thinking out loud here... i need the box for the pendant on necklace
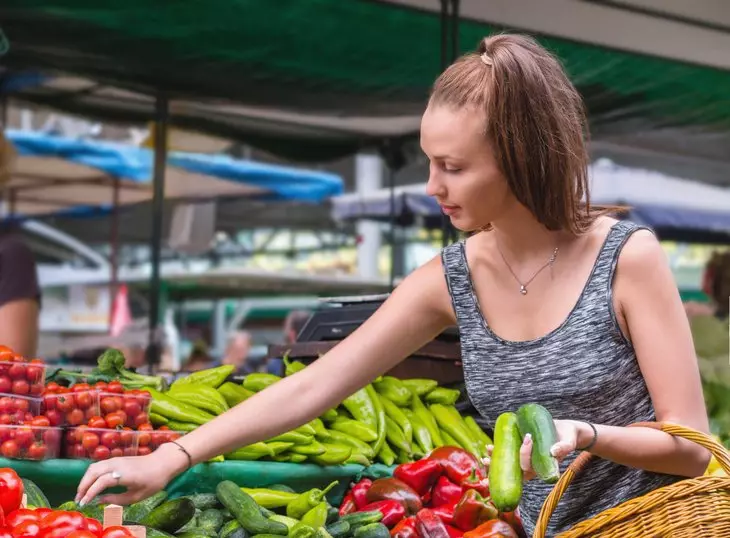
[520,285,527,295]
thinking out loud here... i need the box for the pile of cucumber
[64,481,389,538]
[489,403,561,512]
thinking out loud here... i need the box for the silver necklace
[496,242,559,296]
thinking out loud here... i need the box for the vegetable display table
[0,458,394,506]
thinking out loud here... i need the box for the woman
[76,34,709,536]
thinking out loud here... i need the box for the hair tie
[480,52,493,66]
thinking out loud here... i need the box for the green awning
[2,0,730,177]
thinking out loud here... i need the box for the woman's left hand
[484,419,584,481]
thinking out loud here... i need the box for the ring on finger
[111,471,122,482]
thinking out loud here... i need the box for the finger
[76,462,111,503]
[481,456,490,467]
[486,444,493,456]
[79,472,116,506]
[550,441,574,460]
[519,433,533,473]
[100,489,147,506]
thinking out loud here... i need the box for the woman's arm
[568,231,710,477]
[77,255,455,504]
[0,236,40,357]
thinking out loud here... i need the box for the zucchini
[517,403,560,483]
[199,509,226,534]
[125,491,169,522]
[339,511,383,528]
[143,527,176,538]
[22,479,49,508]
[140,498,196,534]
[183,493,220,510]
[353,523,389,538]
[489,412,523,512]
[258,506,276,519]
[219,520,248,538]
[216,481,288,536]
[325,506,339,525]
[324,520,350,538]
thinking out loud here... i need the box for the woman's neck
[489,205,563,261]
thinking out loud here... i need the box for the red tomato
[30,417,50,428]
[84,518,102,537]
[81,433,99,452]
[0,414,13,426]
[42,429,60,448]
[28,385,43,397]
[123,448,136,457]
[121,400,141,420]
[87,416,106,430]
[100,432,120,450]
[25,364,43,384]
[0,440,19,458]
[44,383,60,393]
[66,532,97,538]
[119,430,134,448]
[11,381,29,396]
[8,364,26,381]
[54,396,74,414]
[12,519,40,537]
[133,413,149,429]
[137,423,153,432]
[74,393,94,411]
[93,382,108,391]
[137,446,151,457]
[110,448,123,458]
[137,431,150,447]
[55,387,70,395]
[14,400,28,414]
[0,468,23,514]
[101,526,133,538]
[0,398,13,414]
[92,446,111,461]
[27,442,48,460]
[13,427,34,449]
[0,377,11,394]
[71,444,87,459]
[44,411,61,427]
[106,382,124,394]
[104,413,124,430]
[99,398,118,415]
[7,508,40,527]
[65,410,85,427]
[71,384,91,394]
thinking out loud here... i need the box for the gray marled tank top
[442,221,681,537]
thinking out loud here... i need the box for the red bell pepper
[360,500,407,528]
[393,460,443,496]
[431,476,464,508]
[339,491,357,516]
[431,504,455,526]
[351,479,373,510]
[499,511,526,538]
[453,490,499,531]
[462,520,518,538]
[390,516,418,538]
[445,525,464,538]
[0,469,23,516]
[427,448,487,495]
[366,478,423,516]
[416,509,450,538]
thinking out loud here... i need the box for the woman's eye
[442,164,461,173]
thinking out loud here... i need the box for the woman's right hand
[76,443,186,506]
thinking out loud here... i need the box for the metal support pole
[146,94,169,371]
[109,177,120,325]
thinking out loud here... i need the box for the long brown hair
[430,33,620,235]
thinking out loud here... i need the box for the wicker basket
[533,422,730,537]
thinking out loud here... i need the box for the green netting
[3,0,730,160]
[0,458,394,507]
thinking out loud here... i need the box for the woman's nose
[425,168,445,198]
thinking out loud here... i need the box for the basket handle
[532,422,730,538]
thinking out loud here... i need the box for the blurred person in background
[0,132,40,358]
[702,251,730,320]
[222,331,256,375]
[183,340,215,372]
[266,310,311,375]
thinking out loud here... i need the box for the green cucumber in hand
[517,403,561,484]
[489,412,523,512]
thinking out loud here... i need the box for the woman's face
[421,103,516,231]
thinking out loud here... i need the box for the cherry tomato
[66,409,85,427]
[81,433,99,452]
[87,416,107,429]
[92,445,111,461]
[41,395,56,412]
[27,442,48,460]
[85,408,97,420]
[56,387,70,395]
[150,432,166,448]
[14,399,29,414]
[104,412,124,430]
[106,382,124,394]
[0,397,13,414]
[28,384,43,397]
[137,431,151,447]
[93,382,108,391]
[14,427,34,449]
[137,423,153,432]
[0,377,11,394]
[71,444,87,459]
[122,400,141,420]
[99,397,119,415]
[110,448,123,458]
[84,518,102,537]
[100,432,120,450]
[44,383,60,393]
[0,414,13,425]
[8,364,26,381]
[136,446,151,457]
[74,392,94,411]
[30,417,50,428]
[12,380,29,396]
[7,508,40,527]
[119,429,135,448]
[71,384,91,393]
[54,395,74,414]
[0,440,18,458]
[42,429,61,448]
[101,526,133,538]
[25,364,43,384]
[123,447,136,457]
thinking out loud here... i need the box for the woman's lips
[440,204,460,216]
